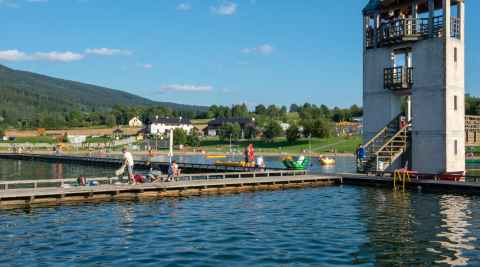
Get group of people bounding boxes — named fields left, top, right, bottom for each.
left=120, top=147, right=181, bottom=184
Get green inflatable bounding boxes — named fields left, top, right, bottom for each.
left=282, top=157, right=310, bottom=170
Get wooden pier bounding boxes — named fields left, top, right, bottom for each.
left=0, top=170, right=341, bottom=209
left=341, top=173, right=480, bottom=194
left=0, top=153, right=281, bottom=173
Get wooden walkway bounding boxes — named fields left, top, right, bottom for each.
left=0, top=153, right=282, bottom=173
left=0, top=171, right=341, bottom=209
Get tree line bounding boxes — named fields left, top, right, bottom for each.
left=0, top=102, right=363, bottom=131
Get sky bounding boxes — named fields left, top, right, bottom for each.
left=0, top=0, right=479, bottom=108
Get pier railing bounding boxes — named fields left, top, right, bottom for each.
left=0, top=170, right=308, bottom=191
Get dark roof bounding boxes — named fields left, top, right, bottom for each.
left=151, top=117, right=192, bottom=125
left=208, top=117, right=255, bottom=127
left=363, top=0, right=381, bottom=15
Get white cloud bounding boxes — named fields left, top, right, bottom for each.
left=242, top=44, right=274, bottom=55
left=160, top=84, right=213, bottom=93
left=27, top=0, right=48, bottom=3
left=0, top=0, right=19, bottom=8
left=0, top=50, right=29, bottom=61
left=140, top=63, right=153, bottom=69
left=33, top=51, right=84, bottom=62
left=211, top=1, right=237, bottom=16
left=0, top=49, right=83, bottom=62
left=176, top=3, right=191, bottom=11
left=85, top=48, right=132, bottom=56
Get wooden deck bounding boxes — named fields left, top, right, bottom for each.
left=341, top=173, right=480, bottom=194
left=0, top=171, right=341, bottom=209
left=0, top=153, right=282, bottom=173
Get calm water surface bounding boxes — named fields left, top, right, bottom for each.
left=0, top=155, right=356, bottom=181
left=1, top=186, right=480, bottom=266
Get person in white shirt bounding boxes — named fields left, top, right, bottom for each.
left=122, top=147, right=135, bottom=183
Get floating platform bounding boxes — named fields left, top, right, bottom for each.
left=0, top=170, right=341, bottom=209
left=0, top=153, right=281, bottom=173
left=341, top=173, right=480, bottom=194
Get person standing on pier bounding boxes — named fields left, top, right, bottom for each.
left=122, top=147, right=135, bottom=184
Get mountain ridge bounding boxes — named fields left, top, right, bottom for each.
left=0, top=64, right=206, bottom=113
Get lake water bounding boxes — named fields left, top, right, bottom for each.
left=1, top=186, right=480, bottom=266
left=0, top=155, right=357, bottom=181
left=2, top=158, right=480, bottom=266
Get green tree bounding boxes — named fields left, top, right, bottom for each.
left=263, top=120, right=282, bottom=142
left=244, top=125, right=257, bottom=140
left=105, top=114, right=117, bottom=127
left=301, top=118, right=333, bottom=138
left=286, top=124, right=300, bottom=143
left=173, top=128, right=188, bottom=145
left=231, top=104, right=249, bottom=118
left=218, top=123, right=241, bottom=142
left=255, top=104, right=267, bottom=115
left=187, top=128, right=201, bottom=147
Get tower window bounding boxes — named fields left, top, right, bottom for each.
left=454, top=95, right=458, bottom=111
left=454, top=47, right=458, bottom=63
left=454, top=140, right=458, bottom=155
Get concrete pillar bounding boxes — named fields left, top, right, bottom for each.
left=459, top=0, right=464, bottom=40
left=411, top=0, right=417, bottom=18
left=443, top=0, right=451, bottom=39
left=428, top=0, right=435, bottom=36
left=363, top=15, right=369, bottom=50
left=374, top=13, right=380, bottom=46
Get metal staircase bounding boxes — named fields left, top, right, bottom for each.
left=358, top=114, right=411, bottom=173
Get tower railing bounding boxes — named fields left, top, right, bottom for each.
left=384, top=67, right=413, bottom=91
left=366, top=16, right=459, bottom=48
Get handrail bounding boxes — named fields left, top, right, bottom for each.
left=363, top=127, right=388, bottom=149
left=363, top=113, right=404, bottom=150
left=374, top=124, right=410, bottom=157
left=0, top=170, right=309, bottom=190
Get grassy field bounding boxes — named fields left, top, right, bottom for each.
left=0, top=136, right=57, bottom=144
left=197, top=135, right=362, bottom=154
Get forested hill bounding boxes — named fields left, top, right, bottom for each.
left=0, top=64, right=206, bottom=123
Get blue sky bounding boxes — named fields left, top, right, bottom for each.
left=0, top=0, right=479, bottom=108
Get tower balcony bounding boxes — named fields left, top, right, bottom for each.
left=384, top=67, right=413, bottom=92
left=366, top=16, right=461, bottom=49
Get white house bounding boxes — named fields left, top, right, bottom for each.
left=148, top=117, right=193, bottom=135
left=128, top=117, right=143, bottom=127
left=280, top=122, right=290, bottom=132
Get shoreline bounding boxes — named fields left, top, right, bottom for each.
left=0, top=149, right=354, bottom=158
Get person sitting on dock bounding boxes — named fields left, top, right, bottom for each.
left=122, top=147, right=135, bottom=184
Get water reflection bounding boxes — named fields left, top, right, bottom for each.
left=435, top=195, right=477, bottom=266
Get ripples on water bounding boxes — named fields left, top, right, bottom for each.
left=1, top=186, right=480, bottom=266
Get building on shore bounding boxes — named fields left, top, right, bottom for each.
left=128, top=117, right=143, bottom=127
left=148, top=117, right=193, bottom=135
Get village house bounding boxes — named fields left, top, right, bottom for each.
left=128, top=117, right=143, bottom=127
left=148, top=117, right=193, bottom=135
